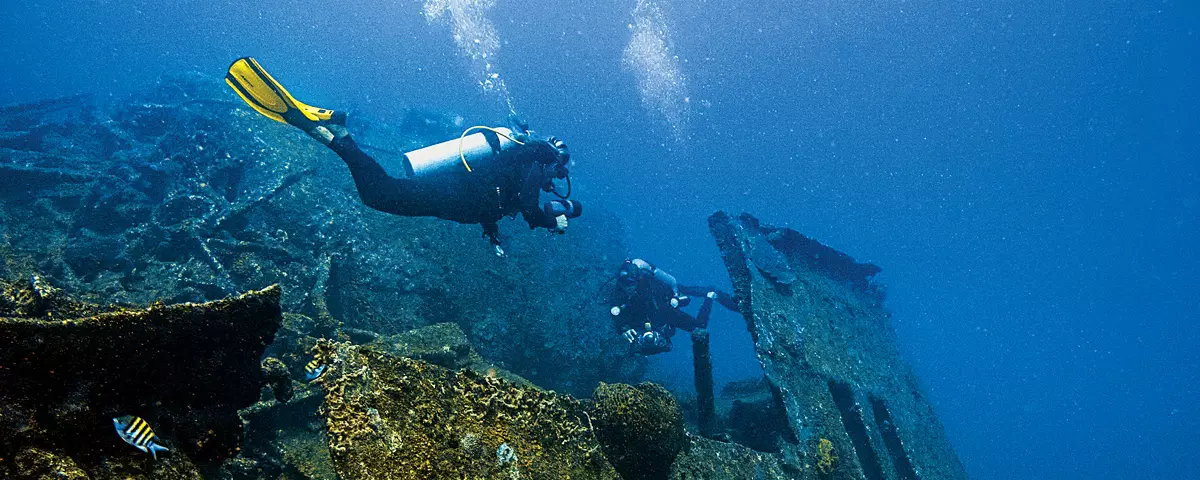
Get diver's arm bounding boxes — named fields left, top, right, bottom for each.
left=518, top=163, right=560, bottom=229
left=608, top=283, right=632, bottom=317
left=610, top=303, right=639, bottom=344
left=512, top=136, right=578, bottom=231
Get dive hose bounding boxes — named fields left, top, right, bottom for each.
left=458, top=125, right=525, bottom=172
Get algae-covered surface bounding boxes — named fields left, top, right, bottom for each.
left=592, top=382, right=686, bottom=480
left=318, top=342, right=621, bottom=480
left=0, top=279, right=282, bottom=478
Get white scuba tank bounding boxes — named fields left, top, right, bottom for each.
left=402, top=127, right=519, bottom=178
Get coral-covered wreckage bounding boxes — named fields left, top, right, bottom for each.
left=0, top=280, right=281, bottom=478
left=699, top=212, right=970, bottom=480
left=0, top=76, right=967, bottom=479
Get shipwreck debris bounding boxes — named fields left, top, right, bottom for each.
left=0, top=278, right=283, bottom=478
left=705, top=211, right=967, bottom=480
left=317, top=342, right=622, bottom=480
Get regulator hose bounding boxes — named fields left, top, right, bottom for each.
left=458, top=125, right=525, bottom=172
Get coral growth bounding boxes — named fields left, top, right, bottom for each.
left=367, top=322, right=534, bottom=387
left=0, top=277, right=282, bottom=478
left=590, top=382, right=686, bottom=480
left=816, top=437, right=837, bottom=475
left=8, top=447, right=89, bottom=480
left=318, top=342, right=620, bottom=480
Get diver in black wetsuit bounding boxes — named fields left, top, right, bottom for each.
left=609, top=258, right=738, bottom=355
left=311, top=116, right=577, bottom=254
left=224, top=57, right=580, bottom=255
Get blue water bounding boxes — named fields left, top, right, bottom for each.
left=2, top=1, right=1197, bottom=478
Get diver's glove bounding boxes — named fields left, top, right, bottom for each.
left=623, top=329, right=637, bottom=344
left=552, top=215, right=569, bottom=234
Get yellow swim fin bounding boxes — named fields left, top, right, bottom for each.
left=224, top=57, right=344, bottom=129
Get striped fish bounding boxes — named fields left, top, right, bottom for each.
left=112, top=415, right=170, bottom=460
left=304, top=358, right=327, bottom=382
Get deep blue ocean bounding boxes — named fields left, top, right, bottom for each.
left=2, top=1, right=1196, bottom=478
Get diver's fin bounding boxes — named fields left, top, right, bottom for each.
left=224, top=57, right=344, bottom=130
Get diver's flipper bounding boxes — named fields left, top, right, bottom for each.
left=224, top=57, right=345, bottom=131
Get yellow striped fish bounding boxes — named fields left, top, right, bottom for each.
left=113, top=415, right=170, bottom=460
left=304, top=358, right=327, bottom=382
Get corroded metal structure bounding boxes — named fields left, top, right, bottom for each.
left=708, top=212, right=968, bottom=480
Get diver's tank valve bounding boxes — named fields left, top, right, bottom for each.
left=402, top=127, right=518, bottom=178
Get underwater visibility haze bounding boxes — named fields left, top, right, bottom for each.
left=0, top=0, right=1197, bottom=479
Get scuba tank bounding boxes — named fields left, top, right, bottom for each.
left=402, top=127, right=518, bottom=178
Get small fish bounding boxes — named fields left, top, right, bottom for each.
left=304, top=358, right=327, bottom=382
left=113, top=415, right=169, bottom=460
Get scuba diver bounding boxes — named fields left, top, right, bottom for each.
left=224, top=57, right=581, bottom=256
left=609, top=258, right=738, bottom=355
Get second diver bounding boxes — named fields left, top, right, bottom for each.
left=225, top=57, right=581, bottom=255
left=609, top=259, right=738, bottom=355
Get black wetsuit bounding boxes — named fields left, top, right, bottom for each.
left=328, top=133, right=567, bottom=242
left=610, top=260, right=737, bottom=354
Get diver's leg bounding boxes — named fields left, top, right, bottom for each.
left=680, top=285, right=737, bottom=312
left=225, top=57, right=426, bottom=217
left=666, top=293, right=716, bottom=331
left=664, top=308, right=703, bottom=332
left=320, top=128, right=499, bottom=226
left=316, top=128, right=421, bottom=216
left=695, top=292, right=716, bottom=329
